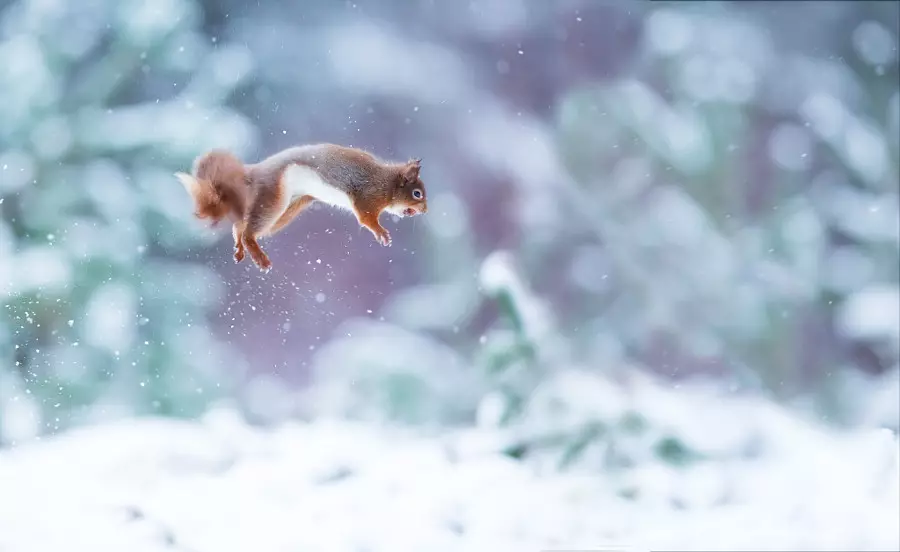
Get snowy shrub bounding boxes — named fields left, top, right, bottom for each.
left=306, top=319, right=484, bottom=426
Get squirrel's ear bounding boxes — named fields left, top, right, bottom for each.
left=399, top=158, right=421, bottom=185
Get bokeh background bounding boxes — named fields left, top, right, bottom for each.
left=1, top=0, right=898, bottom=465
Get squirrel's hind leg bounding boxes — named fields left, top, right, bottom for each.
left=232, top=221, right=246, bottom=263
left=242, top=184, right=290, bottom=272
left=264, top=195, right=315, bottom=237
left=242, top=233, right=271, bottom=272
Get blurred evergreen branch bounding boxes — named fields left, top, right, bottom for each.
left=0, top=0, right=256, bottom=444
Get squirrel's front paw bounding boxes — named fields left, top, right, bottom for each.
left=233, top=247, right=245, bottom=263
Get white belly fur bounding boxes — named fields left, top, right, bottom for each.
left=283, top=164, right=354, bottom=212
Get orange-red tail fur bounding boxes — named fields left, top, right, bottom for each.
left=175, top=150, right=247, bottom=226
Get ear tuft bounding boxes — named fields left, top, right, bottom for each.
left=399, top=158, right=421, bottom=185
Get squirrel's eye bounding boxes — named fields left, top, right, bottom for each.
left=412, top=189, right=423, bottom=199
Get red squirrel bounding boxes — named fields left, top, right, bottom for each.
left=175, top=144, right=428, bottom=272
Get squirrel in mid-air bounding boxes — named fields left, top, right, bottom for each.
left=175, top=144, right=428, bottom=272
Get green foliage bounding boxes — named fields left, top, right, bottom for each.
left=547, top=1, right=899, bottom=407
left=476, top=250, right=564, bottom=426
left=0, top=0, right=256, bottom=444
left=654, top=436, right=698, bottom=467
left=557, top=421, right=606, bottom=470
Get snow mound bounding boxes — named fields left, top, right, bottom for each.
left=0, top=406, right=897, bottom=552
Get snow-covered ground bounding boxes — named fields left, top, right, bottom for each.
left=1, top=402, right=898, bottom=552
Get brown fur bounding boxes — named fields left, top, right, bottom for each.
left=177, top=144, right=428, bottom=272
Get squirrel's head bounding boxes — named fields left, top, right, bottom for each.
left=390, top=158, right=427, bottom=218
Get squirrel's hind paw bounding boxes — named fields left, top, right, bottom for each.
left=376, top=230, right=392, bottom=247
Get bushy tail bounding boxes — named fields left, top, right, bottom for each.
left=175, top=172, right=220, bottom=222
left=176, top=150, right=248, bottom=226
left=175, top=170, right=244, bottom=226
